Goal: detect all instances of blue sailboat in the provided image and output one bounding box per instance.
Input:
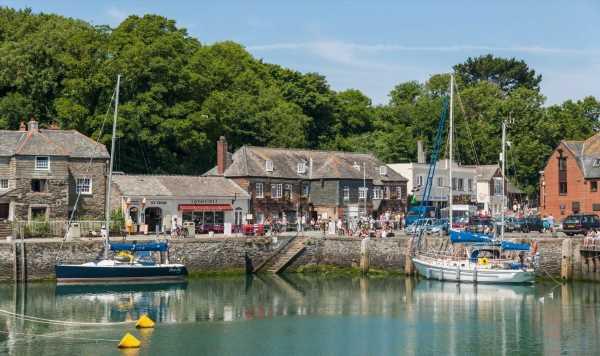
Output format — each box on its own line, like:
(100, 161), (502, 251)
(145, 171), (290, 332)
(55, 75), (187, 284)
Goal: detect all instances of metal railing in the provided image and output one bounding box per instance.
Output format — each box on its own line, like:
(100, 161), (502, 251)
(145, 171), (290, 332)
(11, 220), (123, 239)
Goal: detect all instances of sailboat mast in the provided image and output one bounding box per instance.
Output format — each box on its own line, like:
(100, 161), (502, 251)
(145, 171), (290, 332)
(448, 74), (454, 229)
(105, 74), (121, 242)
(501, 118), (507, 240)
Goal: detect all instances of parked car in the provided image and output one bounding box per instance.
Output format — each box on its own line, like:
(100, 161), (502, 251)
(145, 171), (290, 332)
(562, 214), (600, 236)
(467, 216), (494, 233)
(451, 217), (469, 230)
(407, 218), (446, 235)
(516, 216), (544, 233)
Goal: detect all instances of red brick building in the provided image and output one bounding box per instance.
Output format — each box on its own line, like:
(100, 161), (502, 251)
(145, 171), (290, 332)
(539, 134), (600, 218)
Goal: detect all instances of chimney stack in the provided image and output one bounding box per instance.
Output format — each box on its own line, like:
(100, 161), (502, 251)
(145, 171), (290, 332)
(217, 136), (228, 175)
(417, 140), (426, 164)
(27, 118), (39, 133)
(19, 121), (26, 131)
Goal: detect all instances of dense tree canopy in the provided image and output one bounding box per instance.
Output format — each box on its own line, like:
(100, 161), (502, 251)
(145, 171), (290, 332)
(0, 7), (598, 198)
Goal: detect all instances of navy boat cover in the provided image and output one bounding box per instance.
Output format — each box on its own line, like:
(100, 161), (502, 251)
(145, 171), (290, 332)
(109, 242), (168, 252)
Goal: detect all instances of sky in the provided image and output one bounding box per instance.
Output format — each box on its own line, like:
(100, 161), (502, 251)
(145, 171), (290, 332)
(1, 0), (599, 105)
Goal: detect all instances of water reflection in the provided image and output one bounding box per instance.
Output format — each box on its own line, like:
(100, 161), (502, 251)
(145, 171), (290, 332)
(1, 276), (600, 355)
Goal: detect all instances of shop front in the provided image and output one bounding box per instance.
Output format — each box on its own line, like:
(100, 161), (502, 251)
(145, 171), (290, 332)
(112, 175), (250, 236)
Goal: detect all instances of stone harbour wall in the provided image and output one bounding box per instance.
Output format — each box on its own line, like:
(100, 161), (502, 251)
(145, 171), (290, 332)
(0, 234), (593, 282)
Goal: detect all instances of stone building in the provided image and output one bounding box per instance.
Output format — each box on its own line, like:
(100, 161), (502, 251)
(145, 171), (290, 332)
(539, 133), (600, 218)
(206, 137), (408, 223)
(111, 174), (250, 233)
(0, 120), (108, 221)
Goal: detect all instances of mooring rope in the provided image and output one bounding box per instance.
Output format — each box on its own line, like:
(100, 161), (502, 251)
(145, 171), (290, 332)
(0, 309), (135, 326)
(0, 330), (120, 342)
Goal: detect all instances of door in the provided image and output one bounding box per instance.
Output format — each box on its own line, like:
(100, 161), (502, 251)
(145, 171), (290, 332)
(0, 204), (8, 220)
(144, 207), (163, 232)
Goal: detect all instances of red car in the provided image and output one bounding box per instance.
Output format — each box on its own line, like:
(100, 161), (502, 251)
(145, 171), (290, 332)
(243, 224), (265, 236)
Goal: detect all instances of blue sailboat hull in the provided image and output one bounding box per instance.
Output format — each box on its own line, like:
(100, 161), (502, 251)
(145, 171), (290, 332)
(55, 264), (187, 284)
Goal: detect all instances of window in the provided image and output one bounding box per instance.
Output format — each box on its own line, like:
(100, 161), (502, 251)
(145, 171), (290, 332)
(593, 204), (600, 212)
(559, 182), (567, 195)
(417, 175), (424, 187)
(255, 183), (264, 198)
(297, 162), (306, 174)
(359, 187), (368, 200)
(452, 178), (457, 191)
(271, 183), (282, 199)
(468, 178), (473, 192)
(30, 207), (47, 220)
(457, 178), (464, 191)
(493, 177), (503, 196)
(75, 178), (92, 194)
(0, 179), (7, 190)
(302, 184), (310, 197)
(353, 162), (360, 171)
(572, 201), (581, 214)
(396, 186), (403, 200)
(437, 177), (444, 187)
(265, 160), (273, 172)
(373, 187), (383, 200)
(35, 156), (49, 170)
(592, 181), (598, 193)
(343, 186), (350, 201)
(31, 179), (48, 193)
(284, 184), (293, 200)
(379, 165), (387, 176)
(558, 156), (567, 170)
(384, 186), (391, 199)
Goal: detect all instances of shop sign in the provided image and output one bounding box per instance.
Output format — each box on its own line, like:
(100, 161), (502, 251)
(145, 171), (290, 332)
(149, 200), (167, 205)
(191, 199), (220, 204)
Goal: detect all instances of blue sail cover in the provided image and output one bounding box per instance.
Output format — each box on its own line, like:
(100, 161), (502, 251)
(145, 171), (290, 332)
(110, 242), (168, 252)
(450, 230), (493, 244)
(501, 241), (530, 251)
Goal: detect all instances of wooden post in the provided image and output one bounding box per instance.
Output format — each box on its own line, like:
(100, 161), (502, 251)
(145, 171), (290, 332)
(404, 237), (415, 275)
(360, 237), (369, 274)
(561, 239), (573, 281)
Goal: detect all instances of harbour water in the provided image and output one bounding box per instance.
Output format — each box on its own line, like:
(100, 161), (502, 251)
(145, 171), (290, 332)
(0, 275), (599, 355)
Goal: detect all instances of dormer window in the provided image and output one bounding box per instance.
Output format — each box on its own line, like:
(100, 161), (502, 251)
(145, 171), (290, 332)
(297, 162), (306, 174)
(379, 165), (387, 176)
(594, 159), (600, 167)
(265, 160), (273, 172)
(35, 156), (49, 170)
(353, 161), (361, 171)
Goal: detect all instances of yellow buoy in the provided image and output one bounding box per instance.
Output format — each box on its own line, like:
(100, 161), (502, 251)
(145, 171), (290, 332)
(136, 314), (155, 328)
(118, 332), (141, 348)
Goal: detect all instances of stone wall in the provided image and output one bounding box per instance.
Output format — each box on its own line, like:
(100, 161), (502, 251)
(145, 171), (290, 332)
(0, 235), (595, 282)
(68, 158), (107, 219)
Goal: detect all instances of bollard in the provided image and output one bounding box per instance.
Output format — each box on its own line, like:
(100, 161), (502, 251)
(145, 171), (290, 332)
(360, 237), (369, 274)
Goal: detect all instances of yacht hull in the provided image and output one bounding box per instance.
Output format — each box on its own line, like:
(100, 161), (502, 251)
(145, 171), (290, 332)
(55, 264), (187, 284)
(412, 257), (535, 284)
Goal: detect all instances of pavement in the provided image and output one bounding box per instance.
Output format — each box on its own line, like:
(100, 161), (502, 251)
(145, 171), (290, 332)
(2, 229), (575, 243)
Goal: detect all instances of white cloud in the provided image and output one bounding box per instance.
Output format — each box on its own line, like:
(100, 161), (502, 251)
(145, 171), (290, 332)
(248, 41), (600, 56)
(106, 6), (128, 25)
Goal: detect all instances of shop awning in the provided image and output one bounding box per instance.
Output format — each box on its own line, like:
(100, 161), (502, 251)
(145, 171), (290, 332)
(178, 204), (233, 212)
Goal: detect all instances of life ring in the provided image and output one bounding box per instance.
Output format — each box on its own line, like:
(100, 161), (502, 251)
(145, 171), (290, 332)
(478, 257), (489, 265)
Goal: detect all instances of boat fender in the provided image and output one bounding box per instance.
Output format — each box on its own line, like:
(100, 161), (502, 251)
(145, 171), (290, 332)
(118, 333), (141, 348)
(136, 314), (155, 328)
(478, 257), (489, 265)
(531, 241), (539, 256)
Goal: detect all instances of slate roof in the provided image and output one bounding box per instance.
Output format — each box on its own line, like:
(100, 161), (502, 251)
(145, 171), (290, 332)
(213, 146), (407, 181)
(562, 134), (600, 179)
(475, 165), (500, 181)
(0, 129), (109, 158)
(112, 175), (250, 198)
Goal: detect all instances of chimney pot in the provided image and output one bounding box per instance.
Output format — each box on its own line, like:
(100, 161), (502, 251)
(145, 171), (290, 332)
(217, 136), (228, 175)
(27, 118), (39, 133)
